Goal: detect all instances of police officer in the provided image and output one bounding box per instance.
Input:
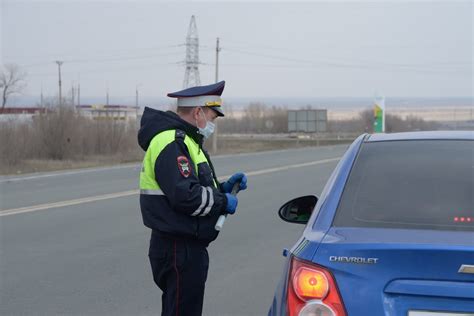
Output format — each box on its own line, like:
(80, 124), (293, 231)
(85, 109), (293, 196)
(138, 81), (247, 316)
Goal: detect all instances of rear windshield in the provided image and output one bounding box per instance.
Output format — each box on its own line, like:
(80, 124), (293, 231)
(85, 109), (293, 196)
(333, 140), (474, 231)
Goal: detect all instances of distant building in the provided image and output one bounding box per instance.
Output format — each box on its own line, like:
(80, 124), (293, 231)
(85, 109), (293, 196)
(75, 104), (140, 122)
(0, 105), (141, 123)
(0, 107), (48, 122)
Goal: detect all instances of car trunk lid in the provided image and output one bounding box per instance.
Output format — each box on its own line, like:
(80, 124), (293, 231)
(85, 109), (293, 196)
(313, 227), (474, 315)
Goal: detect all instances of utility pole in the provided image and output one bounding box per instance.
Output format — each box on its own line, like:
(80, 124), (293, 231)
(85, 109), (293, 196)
(212, 37), (221, 154)
(71, 82), (75, 106)
(40, 83), (44, 108)
(77, 74), (81, 106)
(135, 86), (138, 108)
(106, 86), (109, 105)
(55, 61), (63, 106)
(135, 84), (141, 120)
(215, 37), (220, 83)
(78, 83), (81, 106)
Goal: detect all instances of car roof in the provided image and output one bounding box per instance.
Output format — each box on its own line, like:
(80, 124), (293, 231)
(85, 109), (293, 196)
(365, 131), (474, 142)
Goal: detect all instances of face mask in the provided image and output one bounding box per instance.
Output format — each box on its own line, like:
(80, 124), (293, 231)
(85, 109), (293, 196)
(197, 108), (215, 139)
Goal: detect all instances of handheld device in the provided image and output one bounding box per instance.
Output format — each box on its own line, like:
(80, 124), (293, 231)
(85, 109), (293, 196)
(215, 181), (240, 231)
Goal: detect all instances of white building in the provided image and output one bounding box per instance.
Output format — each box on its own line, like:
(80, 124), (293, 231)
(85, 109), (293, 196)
(75, 105), (140, 122)
(0, 107), (48, 122)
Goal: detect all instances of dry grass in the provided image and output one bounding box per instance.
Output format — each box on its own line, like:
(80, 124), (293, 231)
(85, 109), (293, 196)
(1, 137), (349, 175)
(0, 104), (142, 175)
(0, 154), (142, 175)
(212, 137), (352, 155)
(0, 102), (440, 175)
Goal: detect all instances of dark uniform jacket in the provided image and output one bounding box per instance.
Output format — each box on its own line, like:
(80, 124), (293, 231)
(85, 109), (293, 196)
(138, 107), (228, 245)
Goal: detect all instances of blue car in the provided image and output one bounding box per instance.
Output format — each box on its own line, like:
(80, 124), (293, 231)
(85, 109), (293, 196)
(268, 131), (474, 316)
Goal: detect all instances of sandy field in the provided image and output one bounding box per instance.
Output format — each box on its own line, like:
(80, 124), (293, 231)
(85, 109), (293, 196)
(328, 106), (473, 122)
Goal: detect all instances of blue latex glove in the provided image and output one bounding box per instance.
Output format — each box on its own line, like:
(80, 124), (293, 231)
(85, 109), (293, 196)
(222, 172), (248, 193)
(225, 193), (238, 215)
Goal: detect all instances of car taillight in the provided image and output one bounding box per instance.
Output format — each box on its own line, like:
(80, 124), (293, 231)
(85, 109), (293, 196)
(287, 256), (346, 316)
(293, 267), (329, 300)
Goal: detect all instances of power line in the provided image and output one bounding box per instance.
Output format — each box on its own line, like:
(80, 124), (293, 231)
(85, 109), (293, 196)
(18, 46), (214, 70)
(223, 44), (471, 68)
(18, 50), (181, 68)
(27, 62), (179, 78)
(213, 63), (470, 77)
(221, 48), (471, 75)
(5, 44), (184, 61)
(223, 39), (473, 56)
(65, 50), (185, 64)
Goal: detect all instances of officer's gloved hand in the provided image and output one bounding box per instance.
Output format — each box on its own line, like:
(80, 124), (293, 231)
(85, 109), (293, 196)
(222, 172), (248, 193)
(225, 193), (238, 215)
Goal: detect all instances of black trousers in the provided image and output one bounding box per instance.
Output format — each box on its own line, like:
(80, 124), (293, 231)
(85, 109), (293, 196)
(148, 232), (209, 316)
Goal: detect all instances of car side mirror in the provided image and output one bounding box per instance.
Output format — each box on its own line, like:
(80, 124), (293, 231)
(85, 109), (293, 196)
(278, 195), (318, 224)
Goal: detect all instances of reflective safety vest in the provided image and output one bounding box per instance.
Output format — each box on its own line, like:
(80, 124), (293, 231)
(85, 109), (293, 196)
(139, 129), (226, 244)
(140, 130), (217, 194)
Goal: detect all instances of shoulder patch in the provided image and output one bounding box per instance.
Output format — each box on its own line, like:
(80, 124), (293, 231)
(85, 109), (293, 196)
(177, 155), (192, 178)
(175, 129), (186, 140)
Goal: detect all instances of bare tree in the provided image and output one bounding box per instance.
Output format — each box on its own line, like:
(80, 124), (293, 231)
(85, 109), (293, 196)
(1, 63), (27, 110)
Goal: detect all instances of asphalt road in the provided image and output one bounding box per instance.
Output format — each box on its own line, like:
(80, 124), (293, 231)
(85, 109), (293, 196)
(0, 145), (348, 316)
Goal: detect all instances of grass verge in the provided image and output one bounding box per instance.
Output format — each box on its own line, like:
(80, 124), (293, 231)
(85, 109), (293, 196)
(1, 137), (353, 176)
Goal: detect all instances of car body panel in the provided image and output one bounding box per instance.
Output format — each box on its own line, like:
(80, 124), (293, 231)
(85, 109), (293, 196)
(268, 132), (474, 316)
(366, 130), (473, 142)
(268, 134), (366, 316)
(315, 227), (474, 315)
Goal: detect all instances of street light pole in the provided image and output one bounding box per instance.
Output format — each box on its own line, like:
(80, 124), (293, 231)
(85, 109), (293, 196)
(212, 37), (221, 154)
(135, 86), (139, 108)
(40, 83), (44, 108)
(77, 73), (81, 106)
(136, 84), (142, 121)
(71, 82), (75, 106)
(55, 61), (63, 106)
(215, 38), (220, 83)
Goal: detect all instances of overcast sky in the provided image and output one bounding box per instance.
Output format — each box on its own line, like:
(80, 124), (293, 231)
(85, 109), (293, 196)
(1, 0), (473, 101)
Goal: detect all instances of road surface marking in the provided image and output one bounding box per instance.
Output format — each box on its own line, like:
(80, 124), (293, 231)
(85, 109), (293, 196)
(0, 163), (141, 183)
(0, 157), (340, 217)
(0, 146), (346, 183)
(0, 190), (139, 216)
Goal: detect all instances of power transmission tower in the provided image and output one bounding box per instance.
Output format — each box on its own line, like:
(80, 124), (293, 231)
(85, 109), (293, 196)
(183, 15), (201, 88)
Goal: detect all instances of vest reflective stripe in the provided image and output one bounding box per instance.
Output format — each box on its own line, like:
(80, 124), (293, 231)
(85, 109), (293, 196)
(201, 187), (214, 216)
(140, 189), (165, 196)
(191, 187), (208, 216)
